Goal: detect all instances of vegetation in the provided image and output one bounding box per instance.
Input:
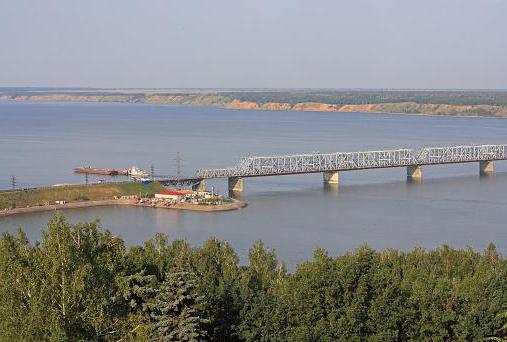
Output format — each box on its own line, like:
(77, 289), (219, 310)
(221, 90), (507, 106)
(4, 88), (507, 106)
(3, 89), (507, 117)
(0, 181), (165, 210)
(0, 215), (506, 341)
(150, 272), (209, 341)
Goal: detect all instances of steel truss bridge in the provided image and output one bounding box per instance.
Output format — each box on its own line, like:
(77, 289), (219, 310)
(195, 144), (507, 179)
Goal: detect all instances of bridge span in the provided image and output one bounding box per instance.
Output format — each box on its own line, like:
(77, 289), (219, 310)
(190, 144), (507, 194)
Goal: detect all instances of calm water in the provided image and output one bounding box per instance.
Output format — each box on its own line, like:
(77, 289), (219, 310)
(1, 101), (506, 266)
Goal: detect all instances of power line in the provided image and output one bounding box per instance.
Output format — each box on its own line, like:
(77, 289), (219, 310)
(175, 152), (183, 178)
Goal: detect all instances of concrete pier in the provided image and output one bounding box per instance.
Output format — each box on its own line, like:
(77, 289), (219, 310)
(323, 171), (339, 185)
(228, 177), (244, 194)
(480, 161), (494, 175)
(407, 165), (423, 180)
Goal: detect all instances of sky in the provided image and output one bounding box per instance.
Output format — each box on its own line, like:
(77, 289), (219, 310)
(0, 0), (506, 89)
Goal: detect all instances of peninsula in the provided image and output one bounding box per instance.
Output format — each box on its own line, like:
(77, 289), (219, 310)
(0, 182), (244, 217)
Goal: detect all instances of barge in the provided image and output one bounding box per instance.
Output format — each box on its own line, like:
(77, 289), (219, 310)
(73, 167), (129, 176)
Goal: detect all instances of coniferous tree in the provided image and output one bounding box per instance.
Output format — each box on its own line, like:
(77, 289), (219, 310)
(151, 271), (208, 341)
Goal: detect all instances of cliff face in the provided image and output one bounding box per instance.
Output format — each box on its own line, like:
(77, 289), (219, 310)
(2, 93), (507, 118)
(337, 103), (507, 117)
(292, 102), (339, 112)
(224, 100), (260, 110)
(260, 102), (292, 111)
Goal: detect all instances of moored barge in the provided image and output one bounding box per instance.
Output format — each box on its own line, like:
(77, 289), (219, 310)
(73, 167), (128, 176)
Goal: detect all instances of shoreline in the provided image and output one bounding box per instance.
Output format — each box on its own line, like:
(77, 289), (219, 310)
(1, 98), (506, 120)
(0, 199), (246, 217)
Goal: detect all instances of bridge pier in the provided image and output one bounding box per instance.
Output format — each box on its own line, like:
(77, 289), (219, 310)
(480, 161), (494, 176)
(323, 171), (339, 186)
(228, 177), (244, 195)
(407, 165), (423, 180)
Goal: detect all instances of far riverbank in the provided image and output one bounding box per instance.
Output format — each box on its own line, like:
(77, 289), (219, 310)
(2, 89), (507, 118)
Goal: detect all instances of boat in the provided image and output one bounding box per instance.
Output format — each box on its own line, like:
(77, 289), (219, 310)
(74, 167), (120, 176)
(132, 177), (152, 184)
(128, 166), (149, 178)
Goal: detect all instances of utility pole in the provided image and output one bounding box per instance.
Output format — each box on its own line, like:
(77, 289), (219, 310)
(11, 176), (16, 190)
(150, 164), (155, 181)
(175, 152), (182, 178)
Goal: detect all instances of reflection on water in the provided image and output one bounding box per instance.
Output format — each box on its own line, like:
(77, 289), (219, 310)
(1, 102), (507, 267)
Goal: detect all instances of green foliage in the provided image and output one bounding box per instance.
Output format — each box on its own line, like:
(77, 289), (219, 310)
(224, 90), (507, 106)
(1, 216), (506, 341)
(191, 238), (241, 341)
(150, 271), (208, 341)
(0, 215), (127, 340)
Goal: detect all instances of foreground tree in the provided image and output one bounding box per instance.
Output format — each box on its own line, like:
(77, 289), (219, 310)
(1, 216), (507, 341)
(151, 271), (208, 341)
(0, 215), (127, 340)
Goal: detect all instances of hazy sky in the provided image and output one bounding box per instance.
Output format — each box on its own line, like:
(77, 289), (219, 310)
(1, 0), (506, 89)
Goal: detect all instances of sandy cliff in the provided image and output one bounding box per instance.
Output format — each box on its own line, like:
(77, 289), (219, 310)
(337, 103), (507, 117)
(2, 93), (507, 118)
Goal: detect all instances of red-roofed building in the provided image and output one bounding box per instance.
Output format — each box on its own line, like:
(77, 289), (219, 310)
(155, 189), (187, 200)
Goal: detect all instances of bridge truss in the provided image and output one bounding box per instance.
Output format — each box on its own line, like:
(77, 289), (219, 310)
(196, 144), (507, 179)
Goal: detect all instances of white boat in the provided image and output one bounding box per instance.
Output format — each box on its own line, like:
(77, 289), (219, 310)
(128, 166), (149, 178)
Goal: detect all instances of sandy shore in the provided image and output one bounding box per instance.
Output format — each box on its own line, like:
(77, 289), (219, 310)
(136, 200), (246, 212)
(0, 199), (245, 217)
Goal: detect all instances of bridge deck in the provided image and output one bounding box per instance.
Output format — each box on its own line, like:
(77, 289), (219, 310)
(157, 177), (203, 185)
(195, 144), (507, 179)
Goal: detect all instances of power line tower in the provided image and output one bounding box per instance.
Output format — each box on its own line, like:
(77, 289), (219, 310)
(11, 176), (16, 190)
(150, 163), (155, 181)
(175, 152), (183, 178)
(85, 173), (89, 185)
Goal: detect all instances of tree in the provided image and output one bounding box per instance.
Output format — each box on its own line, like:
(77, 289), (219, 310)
(488, 310), (507, 342)
(37, 215), (126, 340)
(237, 241), (285, 341)
(116, 271), (158, 341)
(191, 238), (242, 341)
(151, 271), (208, 341)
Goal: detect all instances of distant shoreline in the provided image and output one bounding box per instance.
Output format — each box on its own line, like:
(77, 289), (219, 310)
(1, 91), (507, 118)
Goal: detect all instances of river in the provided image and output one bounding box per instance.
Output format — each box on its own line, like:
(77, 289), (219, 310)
(1, 101), (506, 266)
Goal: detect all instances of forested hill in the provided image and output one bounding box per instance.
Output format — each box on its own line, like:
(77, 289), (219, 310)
(2, 88), (507, 117)
(1, 216), (506, 341)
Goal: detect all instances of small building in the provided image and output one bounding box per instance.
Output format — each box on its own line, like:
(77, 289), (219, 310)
(120, 195), (139, 200)
(155, 190), (187, 200)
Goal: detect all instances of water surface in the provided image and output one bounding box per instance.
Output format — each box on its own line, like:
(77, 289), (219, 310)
(1, 101), (506, 266)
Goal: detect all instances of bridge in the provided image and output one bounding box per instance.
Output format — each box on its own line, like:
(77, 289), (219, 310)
(184, 144), (506, 194)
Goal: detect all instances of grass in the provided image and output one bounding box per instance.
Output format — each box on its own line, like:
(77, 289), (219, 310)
(0, 182), (166, 210)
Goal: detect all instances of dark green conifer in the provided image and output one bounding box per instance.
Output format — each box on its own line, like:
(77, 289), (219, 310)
(151, 271), (208, 341)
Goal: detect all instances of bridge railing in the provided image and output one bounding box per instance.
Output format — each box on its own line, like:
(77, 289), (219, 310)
(416, 145), (507, 165)
(195, 144), (507, 179)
